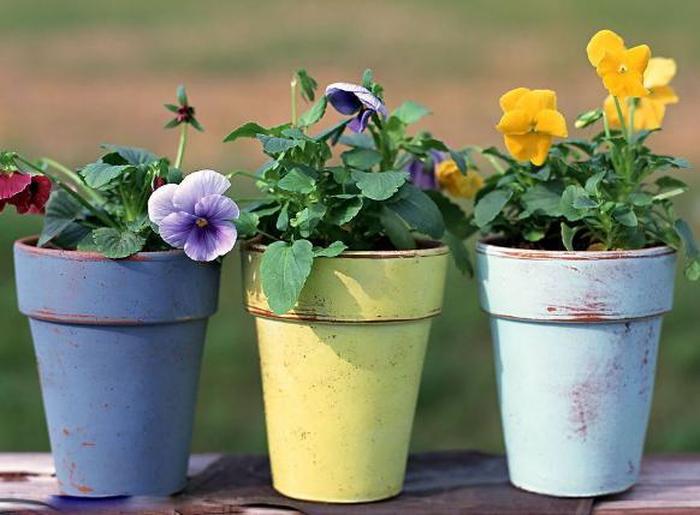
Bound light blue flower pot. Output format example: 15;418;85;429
14;237;221;497
477;240;676;497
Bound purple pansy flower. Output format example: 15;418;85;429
406;150;443;190
325;82;388;133
148;169;239;262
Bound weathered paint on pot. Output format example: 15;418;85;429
14;237;221;497
476;240;677;497
242;242;448;503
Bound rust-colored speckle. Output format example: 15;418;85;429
77;484;94;493
546;306;557;313
0;471;38;482
62;428;71;436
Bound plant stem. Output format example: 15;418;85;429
174;123;188;170
290;75;298;127
628;98;637;142
40;157;107;206
613;96;630;143
228;170;269;183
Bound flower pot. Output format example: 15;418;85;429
13;237;221;497
476;240;677;497
241;242;448;503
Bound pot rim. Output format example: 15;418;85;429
14;235;186;262
477;236;675;261
241;238;449;259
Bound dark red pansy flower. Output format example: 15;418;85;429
153;176;167;191
0;172;32;200
7;175;52;214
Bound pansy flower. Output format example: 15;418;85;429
148;169;239;262
604;57;679;130
325;82;388;132
587;29;650;98
435;160;484;199
0;172;51;214
496;87;568;166
406;150;442;190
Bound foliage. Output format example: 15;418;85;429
226;69;476;314
1;86;204;258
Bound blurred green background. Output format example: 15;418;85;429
1;0;698;454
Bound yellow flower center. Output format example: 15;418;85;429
196;218;208;228
618;63;628;74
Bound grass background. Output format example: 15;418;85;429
0;0;698;454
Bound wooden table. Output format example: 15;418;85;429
0;451;698;514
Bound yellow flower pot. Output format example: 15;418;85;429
241;242;449;503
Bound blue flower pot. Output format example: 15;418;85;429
13;237;221;497
477;240;676;497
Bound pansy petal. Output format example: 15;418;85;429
634;98;665;130
587;29;625;67
517;89;557;117
172;169;231;214
644;57;676;89
183;222;237;262
531;134;552;166
194;194;240;222
503;133;536;162
650;85;679;104
0;172;31;200
326;88;362;115
496;109;531;135
535;109;568;138
347;109;373;132
158;211;196;248
625;45;651;74
499;87;530;112
147;183;178;225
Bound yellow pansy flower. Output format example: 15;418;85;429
587;29;650;98
604;57;679;130
435;160;484;199
495;87;568;166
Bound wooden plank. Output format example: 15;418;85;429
593;455;700;515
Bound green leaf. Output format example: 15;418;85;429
574;108;603;129
257;135;304;154
392;101;430;124
342;148;383;170
387;184;445;239
629;192;653;206
278;168;316;194
612;205;638;227
361;69;374;89
295;69;318;102
93;228;146;259
585;171;606;196
234;211;259;238
426;191;475;239
314;241;347;257
80;162;132;189
654;176;689;201
314;119;349;143
521;183;564;217
276;204;289;231
474;189;512;228
100;144;158;165
52;223;91;249
290;203;327;237
443;231;473;275
524;228;546;242
38;190;84;246
560;185;592;222
176;85;188;106
260;240;314;314
76;231;100;252
298;97;327;128
224;122;269;142
327;196;363;225
560;222;582;251
676;219;699;257
352;170;408;201
380;207;416;250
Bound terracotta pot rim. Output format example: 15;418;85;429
477;236;675;261
241;238;449;259
14;235;187;262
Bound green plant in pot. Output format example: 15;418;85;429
473;29;698;496
226;69;481;502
